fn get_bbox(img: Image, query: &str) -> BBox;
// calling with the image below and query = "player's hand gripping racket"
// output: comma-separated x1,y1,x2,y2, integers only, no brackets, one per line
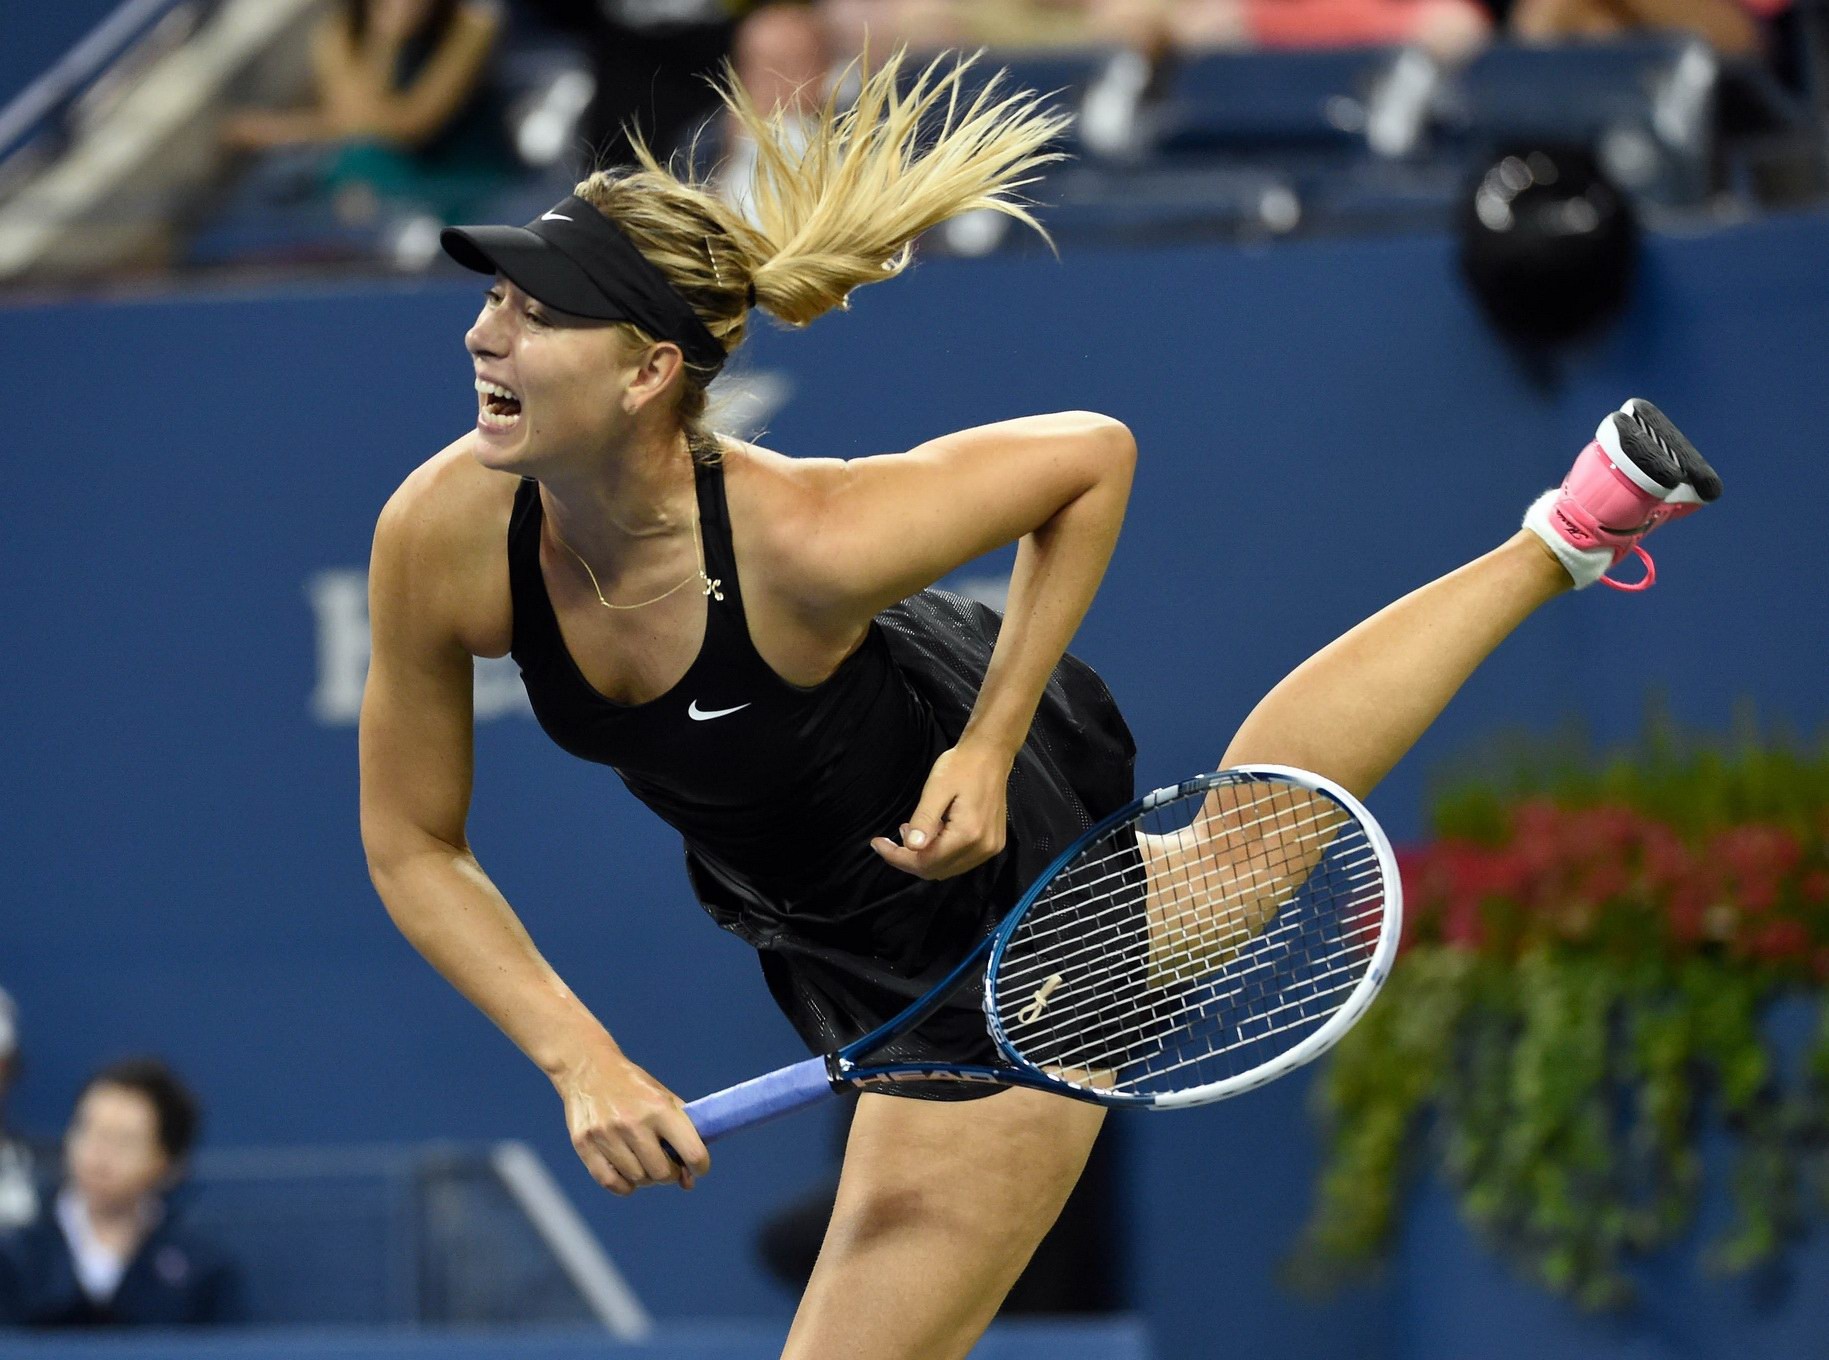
680,764,1400,1142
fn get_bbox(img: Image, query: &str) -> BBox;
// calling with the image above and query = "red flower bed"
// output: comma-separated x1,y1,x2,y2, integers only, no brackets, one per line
1400,800,1828,974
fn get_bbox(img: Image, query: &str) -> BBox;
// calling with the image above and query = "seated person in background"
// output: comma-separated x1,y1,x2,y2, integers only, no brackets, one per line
823,0,1115,50
736,3,832,113
0,991,42,1233
221,0,512,223
720,4,833,218
1219,0,1492,60
1509,0,1776,57
516,0,761,171
0,1059,238,1328
825,0,1489,64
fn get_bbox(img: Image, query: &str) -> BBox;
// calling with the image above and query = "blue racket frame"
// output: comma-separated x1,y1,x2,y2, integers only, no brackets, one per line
683,765,1398,1143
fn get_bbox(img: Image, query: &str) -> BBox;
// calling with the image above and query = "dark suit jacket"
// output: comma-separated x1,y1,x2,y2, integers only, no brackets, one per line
0,1198,239,1328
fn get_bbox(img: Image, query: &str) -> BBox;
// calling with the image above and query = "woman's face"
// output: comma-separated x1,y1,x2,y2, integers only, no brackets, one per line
464,278,645,476
66,1084,172,1212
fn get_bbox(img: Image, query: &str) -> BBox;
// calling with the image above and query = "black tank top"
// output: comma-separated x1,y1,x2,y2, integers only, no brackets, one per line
509,461,943,904
508,457,1136,983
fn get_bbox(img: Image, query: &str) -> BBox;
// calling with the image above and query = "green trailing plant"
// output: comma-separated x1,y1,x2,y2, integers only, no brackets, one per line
1295,722,1829,1309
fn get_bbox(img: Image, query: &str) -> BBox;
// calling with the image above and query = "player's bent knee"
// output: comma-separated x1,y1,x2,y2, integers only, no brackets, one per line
832,1184,987,1251
830,1184,938,1250
830,1176,1062,1262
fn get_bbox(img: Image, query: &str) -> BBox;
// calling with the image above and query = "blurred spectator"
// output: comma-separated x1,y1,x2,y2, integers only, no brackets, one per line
735,3,832,115
0,1059,238,1328
823,0,1123,51
1509,0,1778,57
1227,0,1491,58
824,0,1489,65
220,0,514,223
719,4,832,218
516,0,764,170
0,992,41,1233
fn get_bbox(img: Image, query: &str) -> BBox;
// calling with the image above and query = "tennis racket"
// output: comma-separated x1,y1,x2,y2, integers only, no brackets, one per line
681,763,1400,1141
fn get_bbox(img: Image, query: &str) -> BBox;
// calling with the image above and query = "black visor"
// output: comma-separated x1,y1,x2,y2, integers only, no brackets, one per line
441,197,728,374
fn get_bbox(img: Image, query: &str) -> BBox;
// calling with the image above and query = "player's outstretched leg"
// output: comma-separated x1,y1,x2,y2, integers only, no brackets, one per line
781,1087,1105,1360
1221,400,1721,800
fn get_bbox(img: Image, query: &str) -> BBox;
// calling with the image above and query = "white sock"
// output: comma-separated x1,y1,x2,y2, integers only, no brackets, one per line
1522,489,1613,590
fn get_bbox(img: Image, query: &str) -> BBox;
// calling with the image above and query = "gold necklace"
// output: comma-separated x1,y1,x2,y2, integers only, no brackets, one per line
548,496,724,610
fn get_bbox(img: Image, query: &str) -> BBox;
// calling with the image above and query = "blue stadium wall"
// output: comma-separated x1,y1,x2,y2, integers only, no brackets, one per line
5,208,1828,1359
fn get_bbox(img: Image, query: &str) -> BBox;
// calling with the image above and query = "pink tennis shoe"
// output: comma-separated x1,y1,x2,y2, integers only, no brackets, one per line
1524,399,1723,591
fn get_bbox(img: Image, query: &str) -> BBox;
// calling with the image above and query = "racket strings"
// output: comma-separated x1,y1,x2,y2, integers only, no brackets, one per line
992,789,1347,954
1010,874,1380,1085
995,813,1374,979
1000,910,1384,1080
1073,865,1382,1084
995,855,1381,1025
1040,860,1385,1024
994,793,1360,988
1020,856,1380,1074
1034,921,1387,1079
989,779,1389,1097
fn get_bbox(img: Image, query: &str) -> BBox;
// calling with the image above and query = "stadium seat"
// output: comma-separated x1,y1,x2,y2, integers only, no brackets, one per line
1152,49,1402,156
1442,36,1696,145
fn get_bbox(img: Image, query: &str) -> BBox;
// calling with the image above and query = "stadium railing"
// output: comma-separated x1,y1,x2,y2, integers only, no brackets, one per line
180,1140,649,1336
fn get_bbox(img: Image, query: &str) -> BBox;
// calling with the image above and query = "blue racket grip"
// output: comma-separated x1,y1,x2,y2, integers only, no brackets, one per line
683,1057,838,1144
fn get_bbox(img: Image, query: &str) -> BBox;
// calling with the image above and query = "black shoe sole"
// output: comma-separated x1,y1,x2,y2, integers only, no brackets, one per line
1618,399,1724,503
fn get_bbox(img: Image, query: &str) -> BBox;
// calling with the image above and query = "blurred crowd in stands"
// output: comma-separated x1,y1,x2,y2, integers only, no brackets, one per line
0,987,239,1329
208,0,1803,222
0,0,1821,287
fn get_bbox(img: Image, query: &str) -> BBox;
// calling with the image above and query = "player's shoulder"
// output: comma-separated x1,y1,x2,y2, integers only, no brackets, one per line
375,436,519,560
718,435,854,529
370,438,520,658
717,437,899,628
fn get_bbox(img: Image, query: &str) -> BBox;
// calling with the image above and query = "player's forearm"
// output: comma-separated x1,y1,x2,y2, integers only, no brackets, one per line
962,426,1135,757
221,107,340,149
332,94,454,149
367,840,614,1077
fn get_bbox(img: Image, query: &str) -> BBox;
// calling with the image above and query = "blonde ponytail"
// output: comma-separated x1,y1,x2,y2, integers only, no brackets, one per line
725,50,1070,325
573,49,1070,450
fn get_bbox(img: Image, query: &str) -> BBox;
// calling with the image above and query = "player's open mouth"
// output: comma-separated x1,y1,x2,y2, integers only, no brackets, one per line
476,378,523,431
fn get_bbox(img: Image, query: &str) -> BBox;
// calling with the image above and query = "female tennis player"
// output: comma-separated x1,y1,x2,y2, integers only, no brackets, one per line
357,53,1718,1359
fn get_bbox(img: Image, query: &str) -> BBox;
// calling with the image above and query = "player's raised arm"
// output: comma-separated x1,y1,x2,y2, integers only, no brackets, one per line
794,411,1137,625
357,459,709,1193
778,411,1137,879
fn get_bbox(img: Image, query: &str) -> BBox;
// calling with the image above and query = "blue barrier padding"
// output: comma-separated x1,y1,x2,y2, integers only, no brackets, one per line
0,1319,1154,1360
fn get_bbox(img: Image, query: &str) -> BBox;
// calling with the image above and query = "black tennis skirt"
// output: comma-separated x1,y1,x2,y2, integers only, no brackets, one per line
687,590,1137,1101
